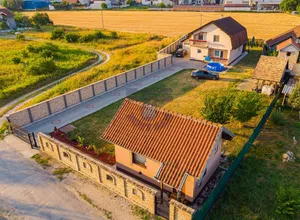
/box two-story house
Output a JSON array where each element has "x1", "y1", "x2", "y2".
[
  {"x1": 188, "y1": 16, "x2": 248, "y2": 65},
  {"x1": 101, "y1": 99, "x2": 234, "y2": 202}
]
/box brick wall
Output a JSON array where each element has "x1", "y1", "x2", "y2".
[
  {"x1": 7, "y1": 56, "x2": 172, "y2": 128},
  {"x1": 169, "y1": 199, "x2": 195, "y2": 220},
  {"x1": 38, "y1": 132, "x2": 157, "y2": 214}
]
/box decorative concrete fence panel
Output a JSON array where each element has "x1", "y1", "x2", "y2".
[
  {"x1": 144, "y1": 63, "x2": 152, "y2": 75},
  {"x1": 105, "y1": 77, "x2": 117, "y2": 91},
  {"x1": 136, "y1": 66, "x2": 144, "y2": 78},
  {"x1": 38, "y1": 132, "x2": 157, "y2": 214},
  {"x1": 94, "y1": 81, "x2": 106, "y2": 95},
  {"x1": 49, "y1": 96, "x2": 66, "y2": 114},
  {"x1": 116, "y1": 74, "x2": 126, "y2": 86},
  {"x1": 7, "y1": 110, "x2": 31, "y2": 127},
  {"x1": 152, "y1": 61, "x2": 159, "y2": 72},
  {"x1": 169, "y1": 200, "x2": 194, "y2": 220},
  {"x1": 65, "y1": 91, "x2": 80, "y2": 107},
  {"x1": 126, "y1": 70, "x2": 136, "y2": 82},
  {"x1": 30, "y1": 102, "x2": 49, "y2": 122},
  {"x1": 80, "y1": 86, "x2": 94, "y2": 101}
]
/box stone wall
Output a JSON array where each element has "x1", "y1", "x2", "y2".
[
  {"x1": 169, "y1": 200, "x2": 195, "y2": 220},
  {"x1": 7, "y1": 56, "x2": 172, "y2": 128},
  {"x1": 38, "y1": 132, "x2": 157, "y2": 214}
]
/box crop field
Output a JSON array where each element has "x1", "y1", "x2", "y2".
[
  {"x1": 0, "y1": 38, "x2": 96, "y2": 107},
  {"x1": 19, "y1": 27, "x2": 175, "y2": 108},
  {"x1": 24, "y1": 11, "x2": 300, "y2": 40}
]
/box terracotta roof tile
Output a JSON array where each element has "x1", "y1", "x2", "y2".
[
  {"x1": 252, "y1": 55, "x2": 288, "y2": 83},
  {"x1": 266, "y1": 25, "x2": 300, "y2": 47},
  {"x1": 101, "y1": 99, "x2": 233, "y2": 189}
]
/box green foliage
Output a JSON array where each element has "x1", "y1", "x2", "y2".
[
  {"x1": 31, "y1": 154, "x2": 50, "y2": 167},
  {"x1": 276, "y1": 186, "x2": 300, "y2": 218},
  {"x1": 69, "y1": 133, "x2": 77, "y2": 141},
  {"x1": 232, "y1": 92, "x2": 262, "y2": 123},
  {"x1": 76, "y1": 135, "x2": 85, "y2": 146},
  {"x1": 288, "y1": 82, "x2": 300, "y2": 110},
  {"x1": 296, "y1": 121, "x2": 300, "y2": 128},
  {"x1": 16, "y1": 34, "x2": 25, "y2": 41},
  {"x1": 110, "y1": 31, "x2": 118, "y2": 39},
  {"x1": 51, "y1": 28, "x2": 65, "y2": 40},
  {"x1": 157, "y1": 2, "x2": 166, "y2": 7},
  {"x1": 52, "y1": 1, "x2": 70, "y2": 10},
  {"x1": 14, "y1": 12, "x2": 32, "y2": 28},
  {"x1": 270, "y1": 109, "x2": 285, "y2": 126},
  {"x1": 65, "y1": 33, "x2": 80, "y2": 43},
  {"x1": 2, "y1": 0, "x2": 22, "y2": 10},
  {"x1": 0, "y1": 21, "x2": 9, "y2": 30},
  {"x1": 201, "y1": 91, "x2": 234, "y2": 124},
  {"x1": 12, "y1": 57, "x2": 21, "y2": 64},
  {"x1": 0, "y1": 121, "x2": 9, "y2": 140},
  {"x1": 280, "y1": 0, "x2": 299, "y2": 12},
  {"x1": 32, "y1": 13, "x2": 53, "y2": 26},
  {"x1": 101, "y1": 2, "x2": 108, "y2": 9},
  {"x1": 53, "y1": 167, "x2": 71, "y2": 180},
  {"x1": 25, "y1": 57, "x2": 57, "y2": 75},
  {"x1": 297, "y1": 4, "x2": 300, "y2": 13},
  {"x1": 126, "y1": 0, "x2": 133, "y2": 5},
  {"x1": 132, "y1": 205, "x2": 163, "y2": 220}
]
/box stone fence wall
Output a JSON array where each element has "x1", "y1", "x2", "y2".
[
  {"x1": 7, "y1": 55, "x2": 172, "y2": 127},
  {"x1": 169, "y1": 199, "x2": 195, "y2": 220},
  {"x1": 38, "y1": 132, "x2": 158, "y2": 214}
]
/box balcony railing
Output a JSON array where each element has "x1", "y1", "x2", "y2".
[{"x1": 189, "y1": 39, "x2": 208, "y2": 48}]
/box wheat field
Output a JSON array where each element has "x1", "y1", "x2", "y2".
[{"x1": 25, "y1": 11, "x2": 300, "y2": 40}]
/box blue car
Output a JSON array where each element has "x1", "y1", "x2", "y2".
[{"x1": 191, "y1": 69, "x2": 219, "y2": 80}]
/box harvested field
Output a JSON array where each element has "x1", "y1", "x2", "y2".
[{"x1": 24, "y1": 11, "x2": 300, "y2": 40}]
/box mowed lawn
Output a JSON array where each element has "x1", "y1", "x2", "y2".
[
  {"x1": 24, "y1": 11, "x2": 300, "y2": 40},
  {"x1": 69, "y1": 47, "x2": 269, "y2": 156}
]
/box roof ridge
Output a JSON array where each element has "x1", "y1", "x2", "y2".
[{"x1": 125, "y1": 98, "x2": 222, "y2": 128}]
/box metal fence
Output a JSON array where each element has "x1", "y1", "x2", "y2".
[
  {"x1": 193, "y1": 92, "x2": 280, "y2": 219},
  {"x1": 9, "y1": 122, "x2": 38, "y2": 149}
]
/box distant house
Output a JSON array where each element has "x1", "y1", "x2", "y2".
[
  {"x1": 142, "y1": 0, "x2": 173, "y2": 6},
  {"x1": 101, "y1": 99, "x2": 234, "y2": 202},
  {"x1": 0, "y1": 7, "x2": 16, "y2": 29},
  {"x1": 223, "y1": 0, "x2": 251, "y2": 11},
  {"x1": 185, "y1": 16, "x2": 248, "y2": 65}
]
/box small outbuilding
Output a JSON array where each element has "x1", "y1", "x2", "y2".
[{"x1": 0, "y1": 7, "x2": 16, "y2": 29}]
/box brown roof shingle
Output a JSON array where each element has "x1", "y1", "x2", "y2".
[
  {"x1": 278, "y1": 51, "x2": 299, "y2": 70},
  {"x1": 101, "y1": 99, "x2": 233, "y2": 189},
  {"x1": 252, "y1": 55, "x2": 288, "y2": 83},
  {"x1": 266, "y1": 25, "x2": 300, "y2": 47},
  {"x1": 277, "y1": 38, "x2": 300, "y2": 51},
  {"x1": 0, "y1": 7, "x2": 14, "y2": 17}
]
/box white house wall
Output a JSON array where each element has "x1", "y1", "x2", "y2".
[
  {"x1": 228, "y1": 44, "x2": 243, "y2": 63},
  {"x1": 280, "y1": 45, "x2": 300, "y2": 53},
  {"x1": 190, "y1": 46, "x2": 208, "y2": 61}
]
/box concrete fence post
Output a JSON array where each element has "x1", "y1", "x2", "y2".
[
  {"x1": 134, "y1": 69, "x2": 137, "y2": 79},
  {"x1": 78, "y1": 90, "x2": 82, "y2": 102},
  {"x1": 46, "y1": 101, "x2": 52, "y2": 115},
  {"x1": 125, "y1": 72, "x2": 128, "y2": 83},
  {"x1": 115, "y1": 76, "x2": 118, "y2": 87},
  {"x1": 92, "y1": 84, "x2": 96, "y2": 97},
  {"x1": 27, "y1": 108, "x2": 33, "y2": 123},
  {"x1": 104, "y1": 80, "x2": 107, "y2": 91},
  {"x1": 143, "y1": 66, "x2": 145, "y2": 76},
  {"x1": 63, "y1": 95, "x2": 67, "y2": 108}
]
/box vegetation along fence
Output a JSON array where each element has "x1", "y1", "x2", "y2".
[
  {"x1": 7, "y1": 55, "x2": 173, "y2": 128},
  {"x1": 173, "y1": 5, "x2": 224, "y2": 12},
  {"x1": 193, "y1": 92, "x2": 280, "y2": 219}
]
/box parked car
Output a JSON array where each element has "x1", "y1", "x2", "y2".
[
  {"x1": 175, "y1": 49, "x2": 187, "y2": 57},
  {"x1": 191, "y1": 69, "x2": 219, "y2": 80},
  {"x1": 291, "y1": 11, "x2": 299, "y2": 15}
]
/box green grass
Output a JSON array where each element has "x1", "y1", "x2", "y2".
[
  {"x1": 0, "y1": 38, "x2": 97, "y2": 107},
  {"x1": 19, "y1": 26, "x2": 175, "y2": 109},
  {"x1": 53, "y1": 167, "x2": 72, "y2": 181},
  {"x1": 132, "y1": 205, "x2": 164, "y2": 220},
  {"x1": 0, "y1": 121, "x2": 9, "y2": 140},
  {"x1": 31, "y1": 154, "x2": 51, "y2": 167}
]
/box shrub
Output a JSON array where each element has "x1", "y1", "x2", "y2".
[
  {"x1": 65, "y1": 33, "x2": 80, "y2": 43},
  {"x1": 12, "y1": 57, "x2": 21, "y2": 64},
  {"x1": 296, "y1": 122, "x2": 300, "y2": 128},
  {"x1": 94, "y1": 30, "x2": 104, "y2": 39},
  {"x1": 232, "y1": 91, "x2": 262, "y2": 123},
  {"x1": 270, "y1": 109, "x2": 285, "y2": 126},
  {"x1": 157, "y1": 2, "x2": 166, "y2": 8},
  {"x1": 280, "y1": 0, "x2": 298, "y2": 12},
  {"x1": 76, "y1": 135, "x2": 85, "y2": 147},
  {"x1": 69, "y1": 133, "x2": 77, "y2": 142},
  {"x1": 52, "y1": 1, "x2": 70, "y2": 10},
  {"x1": 14, "y1": 12, "x2": 32, "y2": 28},
  {"x1": 126, "y1": 0, "x2": 133, "y2": 5},
  {"x1": 79, "y1": 33, "x2": 95, "y2": 43},
  {"x1": 276, "y1": 186, "x2": 300, "y2": 218},
  {"x1": 288, "y1": 82, "x2": 300, "y2": 110},
  {"x1": 32, "y1": 12, "x2": 53, "y2": 26},
  {"x1": 26, "y1": 57, "x2": 57, "y2": 75},
  {"x1": 16, "y1": 34, "x2": 25, "y2": 41},
  {"x1": 51, "y1": 28, "x2": 65, "y2": 40},
  {"x1": 110, "y1": 31, "x2": 118, "y2": 39},
  {"x1": 101, "y1": 2, "x2": 108, "y2": 9},
  {"x1": 201, "y1": 91, "x2": 234, "y2": 124},
  {"x1": 0, "y1": 21, "x2": 9, "y2": 30},
  {"x1": 2, "y1": 0, "x2": 22, "y2": 10},
  {"x1": 39, "y1": 49, "x2": 57, "y2": 58}
]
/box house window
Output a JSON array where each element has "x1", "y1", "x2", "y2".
[
  {"x1": 287, "y1": 52, "x2": 291, "y2": 56},
  {"x1": 214, "y1": 50, "x2": 220, "y2": 57},
  {"x1": 197, "y1": 49, "x2": 202, "y2": 54},
  {"x1": 213, "y1": 35, "x2": 220, "y2": 42},
  {"x1": 198, "y1": 33, "x2": 204, "y2": 41},
  {"x1": 132, "y1": 153, "x2": 146, "y2": 167}
]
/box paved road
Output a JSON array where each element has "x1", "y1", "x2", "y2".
[
  {"x1": 24, "y1": 58, "x2": 206, "y2": 134},
  {"x1": 0, "y1": 135, "x2": 105, "y2": 220}
]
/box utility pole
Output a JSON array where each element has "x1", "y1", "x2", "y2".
[{"x1": 101, "y1": 10, "x2": 104, "y2": 29}]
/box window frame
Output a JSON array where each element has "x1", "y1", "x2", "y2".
[
  {"x1": 132, "y1": 152, "x2": 147, "y2": 167},
  {"x1": 213, "y1": 35, "x2": 220, "y2": 42}
]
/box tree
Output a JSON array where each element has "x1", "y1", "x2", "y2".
[
  {"x1": 2, "y1": 0, "x2": 22, "y2": 10},
  {"x1": 51, "y1": 28, "x2": 65, "y2": 40},
  {"x1": 31, "y1": 13, "x2": 53, "y2": 26},
  {"x1": 126, "y1": 0, "x2": 133, "y2": 5},
  {"x1": 297, "y1": 4, "x2": 300, "y2": 13},
  {"x1": 101, "y1": 2, "x2": 108, "y2": 9},
  {"x1": 201, "y1": 91, "x2": 234, "y2": 124},
  {"x1": 26, "y1": 57, "x2": 57, "y2": 75},
  {"x1": 65, "y1": 33, "x2": 80, "y2": 43},
  {"x1": 232, "y1": 92, "x2": 262, "y2": 123},
  {"x1": 288, "y1": 82, "x2": 300, "y2": 110},
  {"x1": 14, "y1": 13, "x2": 32, "y2": 28},
  {"x1": 157, "y1": 2, "x2": 166, "y2": 8},
  {"x1": 280, "y1": 0, "x2": 299, "y2": 12},
  {"x1": 0, "y1": 21, "x2": 9, "y2": 30}
]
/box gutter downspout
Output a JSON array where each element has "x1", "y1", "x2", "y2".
[{"x1": 177, "y1": 172, "x2": 189, "y2": 202}]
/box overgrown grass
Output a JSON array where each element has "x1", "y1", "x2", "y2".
[
  {"x1": 19, "y1": 26, "x2": 175, "y2": 109},
  {"x1": 31, "y1": 154, "x2": 50, "y2": 167},
  {"x1": 0, "y1": 38, "x2": 97, "y2": 107},
  {"x1": 0, "y1": 121, "x2": 9, "y2": 140},
  {"x1": 53, "y1": 167, "x2": 72, "y2": 181},
  {"x1": 132, "y1": 205, "x2": 164, "y2": 220}
]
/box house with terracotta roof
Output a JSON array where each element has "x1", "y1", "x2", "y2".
[
  {"x1": 186, "y1": 16, "x2": 248, "y2": 65},
  {"x1": 101, "y1": 99, "x2": 234, "y2": 202},
  {"x1": 0, "y1": 7, "x2": 16, "y2": 29}
]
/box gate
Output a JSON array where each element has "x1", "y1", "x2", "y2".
[
  {"x1": 9, "y1": 122, "x2": 38, "y2": 149},
  {"x1": 155, "y1": 191, "x2": 170, "y2": 219}
]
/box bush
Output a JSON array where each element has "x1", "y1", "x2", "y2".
[
  {"x1": 94, "y1": 30, "x2": 104, "y2": 39},
  {"x1": 26, "y1": 57, "x2": 57, "y2": 75},
  {"x1": 14, "y1": 12, "x2": 32, "y2": 28},
  {"x1": 16, "y1": 34, "x2": 25, "y2": 41},
  {"x1": 0, "y1": 21, "x2": 9, "y2": 30},
  {"x1": 12, "y1": 57, "x2": 21, "y2": 64},
  {"x1": 39, "y1": 49, "x2": 57, "y2": 58},
  {"x1": 270, "y1": 109, "x2": 285, "y2": 126},
  {"x1": 126, "y1": 0, "x2": 133, "y2": 5},
  {"x1": 157, "y1": 2, "x2": 166, "y2": 8},
  {"x1": 51, "y1": 28, "x2": 65, "y2": 40},
  {"x1": 65, "y1": 33, "x2": 80, "y2": 43},
  {"x1": 280, "y1": 0, "x2": 298, "y2": 12},
  {"x1": 31, "y1": 13, "x2": 53, "y2": 26},
  {"x1": 201, "y1": 91, "x2": 234, "y2": 124},
  {"x1": 79, "y1": 33, "x2": 95, "y2": 43},
  {"x1": 2, "y1": 0, "x2": 22, "y2": 10},
  {"x1": 52, "y1": 1, "x2": 70, "y2": 10},
  {"x1": 101, "y1": 2, "x2": 108, "y2": 9},
  {"x1": 276, "y1": 186, "x2": 300, "y2": 218},
  {"x1": 110, "y1": 31, "x2": 118, "y2": 39},
  {"x1": 27, "y1": 42, "x2": 59, "y2": 54},
  {"x1": 76, "y1": 135, "x2": 85, "y2": 147},
  {"x1": 288, "y1": 82, "x2": 300, "y2": 110},
  {"x1": 232, "y1": 92, "x2": 262, "y2": 123}
]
